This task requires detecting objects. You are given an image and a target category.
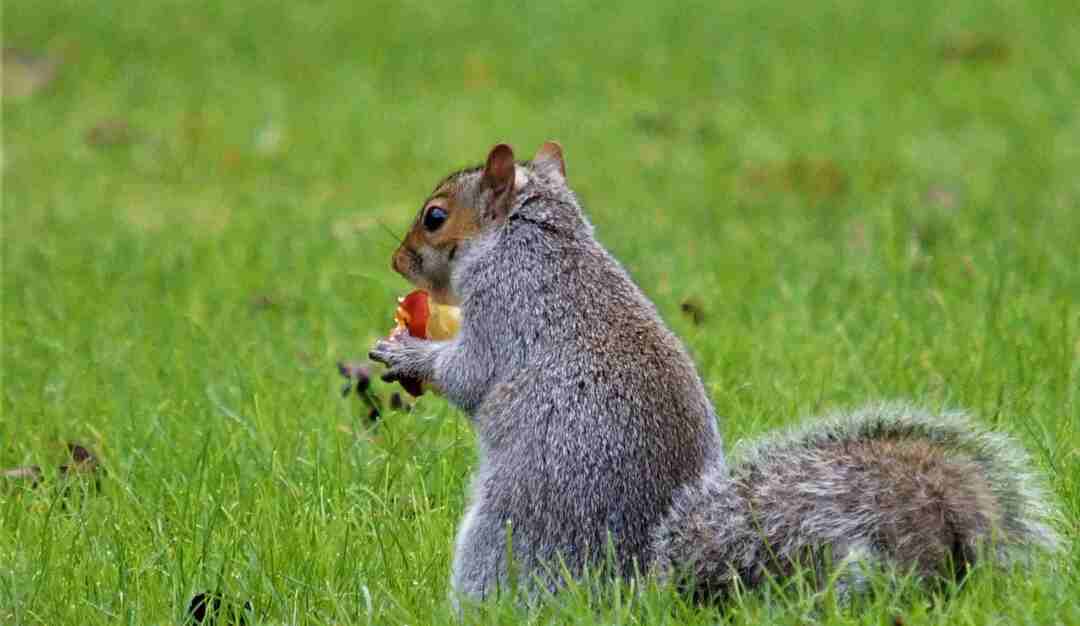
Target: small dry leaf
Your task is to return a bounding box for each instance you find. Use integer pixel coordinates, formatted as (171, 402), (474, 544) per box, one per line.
(68, 443), (95, 465)
(2, 465), (43, 487)
(181, 111), (207, 148)
(2, 47), (59, 101)
(248, 293), (304, 314)
(59, 442), (103, 494)
(337, 359), (384, 421)
(694, 121), (720, 145)
(961, 255), (977, 278)
(633, 112), (676, 137)
(463, 52), (492, 88)
(742, 158), (848, 200)
(847, 220), (871, 255)
(680, 298), (706, 326)
(941, 33), (1010, 64)
(250, 294), (280, 311)
(85, 118), (135, 147)
(924, 185), (960, 210)
(330, 213), (381, 240)
(221, 147), (244, 171)
(337, 360), (371, 396)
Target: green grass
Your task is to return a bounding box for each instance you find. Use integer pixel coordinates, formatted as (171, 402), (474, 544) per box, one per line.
(3, 0), (1079, 623)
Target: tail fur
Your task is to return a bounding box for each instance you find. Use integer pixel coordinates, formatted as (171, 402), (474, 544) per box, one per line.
(651, 402), (1061, 599)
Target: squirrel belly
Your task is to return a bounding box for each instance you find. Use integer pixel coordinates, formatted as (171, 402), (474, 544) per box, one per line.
(651, 402), (1063, 600)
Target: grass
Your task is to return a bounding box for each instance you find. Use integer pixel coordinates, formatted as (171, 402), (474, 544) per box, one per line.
(3, 0), (1079, 623)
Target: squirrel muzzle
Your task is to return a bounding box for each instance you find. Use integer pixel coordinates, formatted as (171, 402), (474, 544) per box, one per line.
(391, 243), (418, 280)
(391, 242), (457, 305)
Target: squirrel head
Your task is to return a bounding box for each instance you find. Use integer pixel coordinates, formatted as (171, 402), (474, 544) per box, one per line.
(391, 141), (567, 304)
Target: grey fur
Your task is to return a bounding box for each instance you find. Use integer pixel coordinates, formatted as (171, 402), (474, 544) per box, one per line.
(370, 146), (1062, 606)
(651, 402), (1062, 600)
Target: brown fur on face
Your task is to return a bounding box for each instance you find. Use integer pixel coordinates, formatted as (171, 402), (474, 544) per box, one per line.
(391, 143), (559, 305)
(391, 171), (484, 305)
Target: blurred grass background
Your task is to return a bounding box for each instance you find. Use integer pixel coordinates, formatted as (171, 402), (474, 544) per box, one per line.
(3, 1), (1079, 624)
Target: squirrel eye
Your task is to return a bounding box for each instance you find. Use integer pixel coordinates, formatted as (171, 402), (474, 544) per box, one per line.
(423, 206), (448, 232)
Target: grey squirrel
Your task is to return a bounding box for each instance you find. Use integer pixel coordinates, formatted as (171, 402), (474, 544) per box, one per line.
(369, 142), (1060, 604)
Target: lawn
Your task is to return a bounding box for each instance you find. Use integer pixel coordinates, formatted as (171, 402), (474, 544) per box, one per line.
(3, 1), (1079, 624)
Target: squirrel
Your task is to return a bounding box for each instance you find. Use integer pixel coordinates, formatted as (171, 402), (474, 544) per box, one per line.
(369, 142), (1061, 605)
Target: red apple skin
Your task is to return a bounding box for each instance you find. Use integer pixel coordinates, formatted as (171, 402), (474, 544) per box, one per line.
(398, 290), (431, 339)
(392, 290), (431, 397)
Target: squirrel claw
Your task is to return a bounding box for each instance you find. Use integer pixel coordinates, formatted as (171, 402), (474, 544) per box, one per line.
(369, 337), (429, 397)
(368, 348), (387, 366)
(381, 371), (425, 397)
(377, 362), (426, 397)
(368, 339), (399, 367)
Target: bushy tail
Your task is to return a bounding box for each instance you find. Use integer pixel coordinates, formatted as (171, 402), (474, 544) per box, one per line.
(651, 402), (1062, 599)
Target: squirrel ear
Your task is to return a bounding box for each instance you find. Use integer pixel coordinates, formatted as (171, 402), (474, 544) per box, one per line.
(483, 143), (516, 221)
(533, 141), (566, 180)
(483, 143), (516, 193)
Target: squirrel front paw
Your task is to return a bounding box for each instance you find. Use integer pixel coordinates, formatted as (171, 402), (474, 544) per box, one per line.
(369, 335), (435, 393)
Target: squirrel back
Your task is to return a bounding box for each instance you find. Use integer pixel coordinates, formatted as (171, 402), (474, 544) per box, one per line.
(651, 402), (1062, 600)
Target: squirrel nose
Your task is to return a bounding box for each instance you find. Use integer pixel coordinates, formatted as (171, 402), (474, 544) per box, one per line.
(391, 248), (404, 275)
(391, 246), (419, 278)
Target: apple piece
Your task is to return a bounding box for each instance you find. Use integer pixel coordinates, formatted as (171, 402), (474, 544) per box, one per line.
(394, 290), (431, 338)
(392, 290), (461, 340)
(388, 290), (461, 397)
(427, 302), (462, 340)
